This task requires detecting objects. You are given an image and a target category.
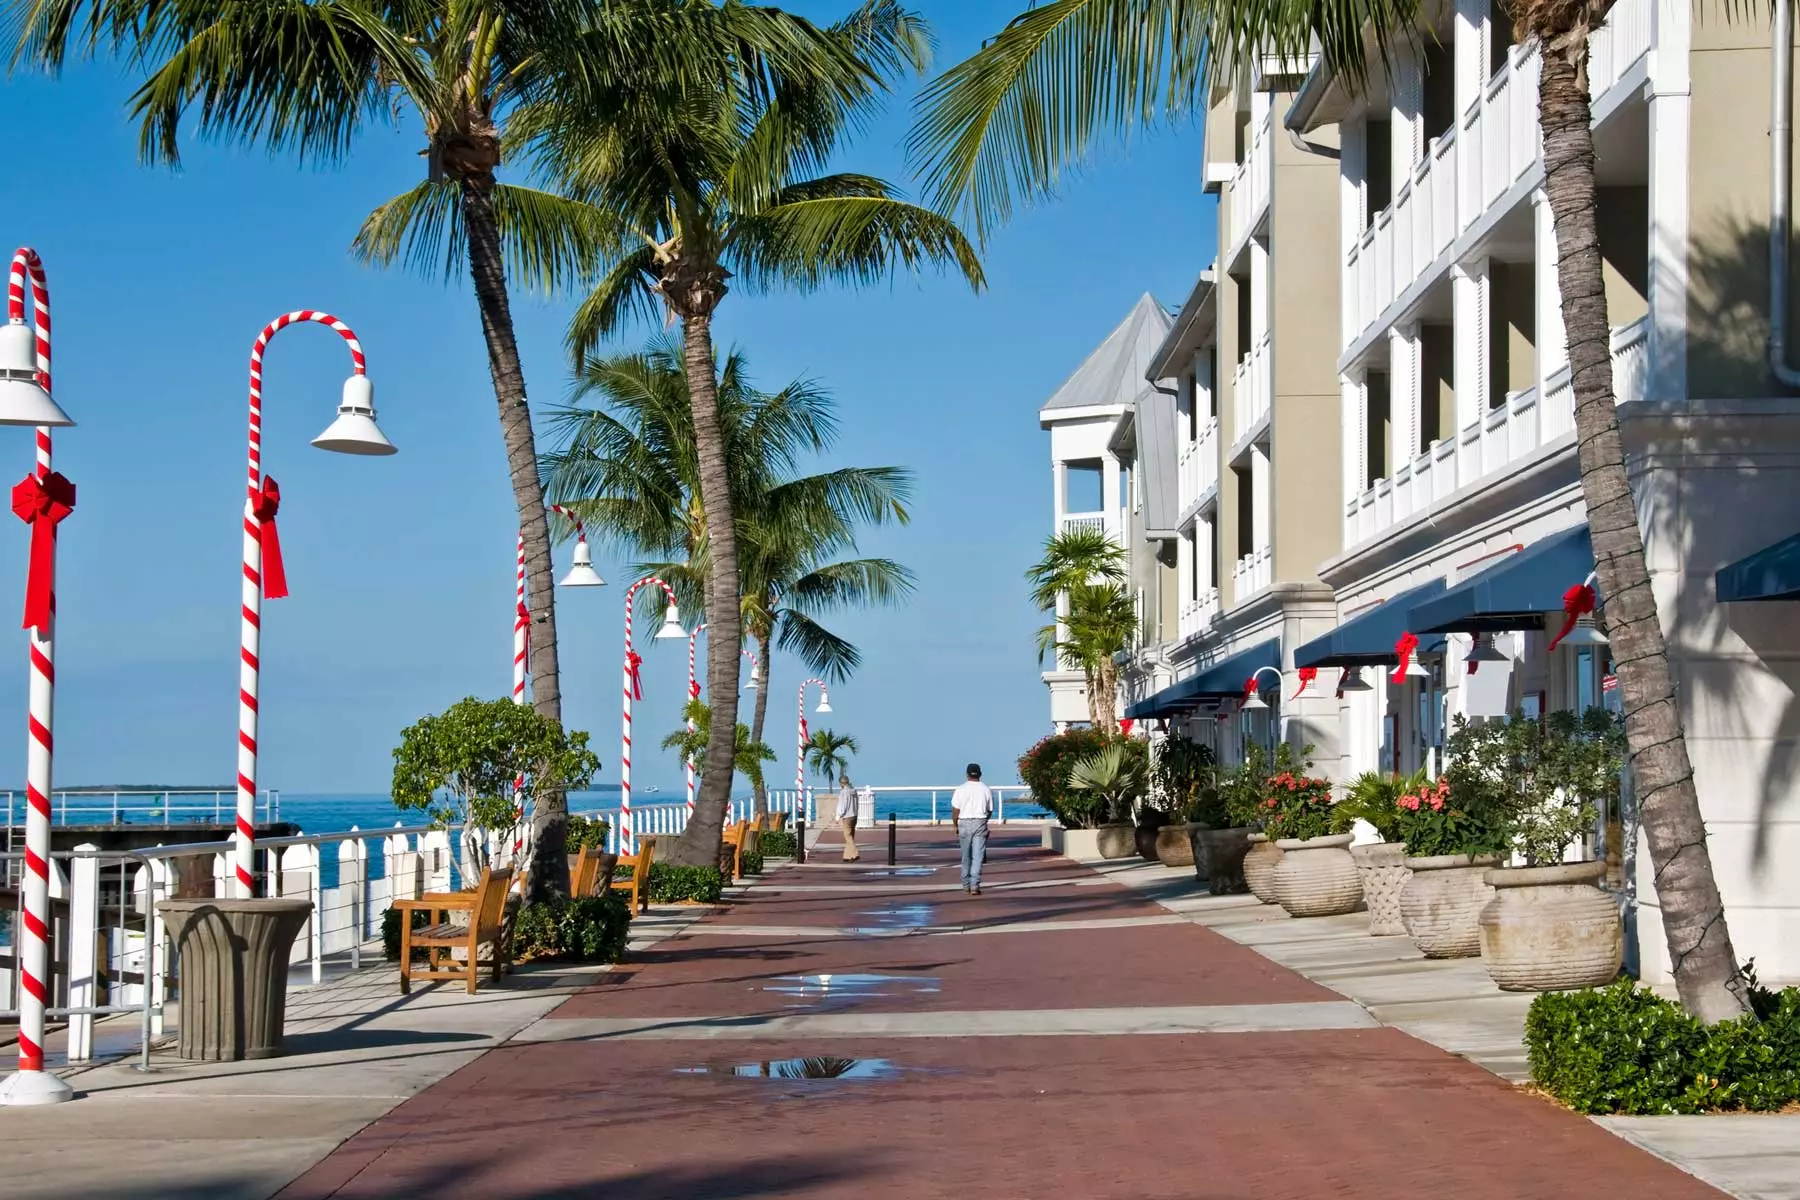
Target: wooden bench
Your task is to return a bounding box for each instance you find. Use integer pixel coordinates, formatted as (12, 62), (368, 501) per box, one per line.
(722, 822), (750, 880)
(609, 837), (656, 914)
(571, 846), (620, 898)
(395, 866), (514, 995)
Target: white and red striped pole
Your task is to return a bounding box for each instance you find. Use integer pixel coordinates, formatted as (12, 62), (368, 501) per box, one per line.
(620, 576), (680, 854)
(508, 531), (529, 867)
(796, 678), (830, 821)
(684, 622), (707, 813)
(0, 248), (73, 1106)
(235, 312), (367, 898)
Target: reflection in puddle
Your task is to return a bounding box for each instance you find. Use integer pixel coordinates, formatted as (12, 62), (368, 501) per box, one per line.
(764, 972), (942, 1006)
(860, 866), (937, 877)
(856, 903), (935, 929)
(676, 1056), (901, 1080)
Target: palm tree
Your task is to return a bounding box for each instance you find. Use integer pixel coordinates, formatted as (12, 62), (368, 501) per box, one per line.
(542, 338), (915, 822)
(911, 1), (1748, 1023)
(662, 697), (777, 795)
(806, 729), (859, 784)
(529, 2), (980, 865)
(1026, 526), (1128, 610)
(1067, 741), (1148, 826)
(1028, 529), (1131, 729)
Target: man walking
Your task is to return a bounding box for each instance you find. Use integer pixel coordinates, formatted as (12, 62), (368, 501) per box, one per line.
(952, 763), (994, 895)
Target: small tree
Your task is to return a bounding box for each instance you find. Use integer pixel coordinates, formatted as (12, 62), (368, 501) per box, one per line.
(663, 699), (777, 795)
(392, 696), (600, 899)
(1066, 742), (1149, 825)
(806, 729), (860, 784)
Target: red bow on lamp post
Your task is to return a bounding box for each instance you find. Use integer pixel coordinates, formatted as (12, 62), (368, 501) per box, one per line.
(1239, 675), (1259, 711)
(1547, 583), (1597, 652)
(625, 649), (644, 701)
(515, 601), (531, 669)
(250, 477), (288, 600)
(1390, 632), (1419, 684)
(1290, 666), (1317, 700)
(1119, 718), (1135, 736)
(689, 678), (701, 701)
(11, 471), (73, 634)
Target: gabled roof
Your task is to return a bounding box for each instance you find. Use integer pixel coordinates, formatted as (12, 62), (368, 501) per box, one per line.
(1039, 294), (1174, 421)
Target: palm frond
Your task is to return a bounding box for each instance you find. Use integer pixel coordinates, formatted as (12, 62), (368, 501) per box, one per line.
(730, 194), (985, 293)
(775, 611), (860, 683)
(568, 245), (663, 367)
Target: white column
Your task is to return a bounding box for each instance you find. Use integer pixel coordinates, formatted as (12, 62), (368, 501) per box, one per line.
(1249, 239), (1271, 343)
(1250, 445), (1271, 553)
(1176, 533), (1193, 611)
(1342, 372), (1365, 503)
(1389, 324), (1421, 468)
(1194, 350), (1214, 421)
(1534, 189), (1569, 386)
(1101, 453), (1122, 537)
(1197, 516), (1215, 591)
(1052, 458), (1067, 529)
(1646, 92), (1689, 403)
(1452, 258), (1491, 429)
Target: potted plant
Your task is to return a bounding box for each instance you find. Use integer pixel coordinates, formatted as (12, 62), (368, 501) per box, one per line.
(1266, 772), (1363, 917)
(1066, 741), (1148, 859)
(1018, 728), (1112, 857)
(1150, 736), (1215, 869)
(1332, 770), (1425, 936)
(1476, 709), (1627, 990)
(1226, 743), (1314, 903)
(1392, 769), (1512, 959)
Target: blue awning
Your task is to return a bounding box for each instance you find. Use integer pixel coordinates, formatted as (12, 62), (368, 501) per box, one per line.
(1716, 532), (1800, 602)
(1409, 526), (1597, 634)
(1295, 579), (1448, 668)
(1123, 639), (1282, 717)
(1123, 687), (1186, 719)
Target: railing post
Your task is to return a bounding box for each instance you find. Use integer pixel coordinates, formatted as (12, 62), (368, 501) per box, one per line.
(308, 843), (324, 987)
(146, 853), (169, 1038)
(67, 845), (100, 1062)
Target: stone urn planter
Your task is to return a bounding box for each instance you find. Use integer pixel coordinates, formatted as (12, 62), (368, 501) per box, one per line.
(1094, 823), (1136, 860)
(1271, 835), (1363, 917)
(1243, 834), (1284, 904)
(157, 898), (313, 1061)
(1155, 823), (1196, 868)
(1350, 842), (1411, 936)
(1399, 854), (1501, 959)
(1134, 813), (1169, 861)
(1477, 861), (1623, 991)
(1192, 826), (1252, 893)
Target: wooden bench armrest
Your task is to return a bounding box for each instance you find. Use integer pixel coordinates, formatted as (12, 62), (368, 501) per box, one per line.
(393, 893), (474, 914)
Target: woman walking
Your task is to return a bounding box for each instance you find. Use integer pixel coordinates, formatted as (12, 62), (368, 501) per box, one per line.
(836, 774), (860, 862)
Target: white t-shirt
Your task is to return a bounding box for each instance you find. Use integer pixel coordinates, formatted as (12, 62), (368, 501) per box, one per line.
(951, 780), (993, 820)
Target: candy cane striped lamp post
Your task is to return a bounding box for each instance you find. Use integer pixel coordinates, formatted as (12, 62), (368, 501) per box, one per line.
(0, 248), (76, 1108)
(233, 312), (395, 900)
(684, 623), (706, 812)
(795, 678), (832, 823)
(620, 577), (685, 854)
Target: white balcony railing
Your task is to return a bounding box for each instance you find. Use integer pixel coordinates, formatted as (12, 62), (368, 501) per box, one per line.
(1233, 335), (1272, 444)
(1178, 417), (1220, 514)
(1232, 545), (1273, 600)
(1343, 317), (1648, 549)
(1179, 587), (1221, 640)
(1227, 111), (1274, 254)
(1062, 512), (1106, 537)
(1342, 0), (1653, 345)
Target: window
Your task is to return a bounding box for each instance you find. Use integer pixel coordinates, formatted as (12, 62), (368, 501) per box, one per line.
(1121, 462), (1134, 512)
(1234, 466), (1254, 560)
(1065, 459), (1103, 512)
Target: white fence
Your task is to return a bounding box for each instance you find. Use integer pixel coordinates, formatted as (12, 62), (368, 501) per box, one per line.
(1232, 335), (1272, 444)
(1180, 588), (1220, 641)
(1232, 545), (1272, 600)
(1178, 418), (1219, 515)
(1226, 110), (1273, 255)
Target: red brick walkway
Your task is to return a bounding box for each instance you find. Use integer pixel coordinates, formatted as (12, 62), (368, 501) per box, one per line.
(280, 827), (1725, 1199)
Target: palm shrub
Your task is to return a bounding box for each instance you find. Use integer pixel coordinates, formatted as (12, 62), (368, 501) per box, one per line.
(1066, 742), (1149, 826)
(1017, 728), (1111, 828)
(1026, 530), (1131, 731)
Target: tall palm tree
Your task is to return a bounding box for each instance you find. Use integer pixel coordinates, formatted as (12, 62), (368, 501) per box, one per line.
(1037, 581), (1137, 731)
(530, 2), (979, 865)
(806, 728), (859, 784)
(1028, 528), (1130, 728)
(6, 0), (860, 901)
(910, 0), (1747, 1022)
(541, 339), (915, 823)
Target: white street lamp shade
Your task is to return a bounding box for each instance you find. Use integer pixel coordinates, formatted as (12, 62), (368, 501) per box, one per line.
(814, 696), (832, 714)
(1402, 657), (1432, 679)
(0, 324), (73, 427)
(1559, 614), (1609, 646)
(1466, 634), (1508, 664)
(654, 604), (686, 640)
(743, 664), (760, 692)
(312, 375), (396, 455)
(559, 539), (606, 588)
(1241, 689), (1268, 711)
(1339, 668), (1372, 692)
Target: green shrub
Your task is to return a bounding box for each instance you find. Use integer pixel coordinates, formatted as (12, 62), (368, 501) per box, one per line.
(649, 862), (724, 904)
(381, 905), (429, 962)
(1019, 728), (1147, 828)
(760, 830), (798, 858)
(511, 894), (632, 963)
(1525, 975), (1800, 1114)
(740, 849), (764, 876)
(567, 814), (611, 852)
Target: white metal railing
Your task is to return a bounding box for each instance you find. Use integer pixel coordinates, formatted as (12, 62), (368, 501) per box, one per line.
(1343, 317), (1649, 548)
(1178, 418), (1219, 515)
(857, 785), (1042, 825)
(1227, 110), (1274, 254)
(1, 788), (280, 828)
(1179, 588), (1220, 640)
(1232, 546), (1272, 600)
(1061, 512), (1106, 537)
(1232, 335), (1272, 443)
(1343, 0), (1653, 344)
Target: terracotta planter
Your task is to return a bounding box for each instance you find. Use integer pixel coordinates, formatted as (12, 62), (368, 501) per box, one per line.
(1094, 823), (1136, 860)
(1478, 861), (1623, 991)
(1155, 823), (1196, 868)
(1399, 854), (1502, 959)
(1271, 834), (1363, 917)
(1193, 826), (1253, 893)
(1350, 842), (1411, 936)
(1243, 834), (1284, 904)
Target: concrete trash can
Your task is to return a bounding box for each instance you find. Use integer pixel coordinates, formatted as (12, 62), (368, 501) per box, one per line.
(157, 898), (313, 1061)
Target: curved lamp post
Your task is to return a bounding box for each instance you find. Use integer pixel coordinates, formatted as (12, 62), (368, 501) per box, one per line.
(684, 622), (706, 812)
(234, 311), (394, 900)
(795, 678), (832, 821)
(620, 576), (684, 854)
(0, 247), (75, 1108)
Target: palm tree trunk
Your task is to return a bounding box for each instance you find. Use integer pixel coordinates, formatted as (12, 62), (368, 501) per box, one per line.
(1538, 48), (1747, 1022)
(669, 311), (742, 866)
(461, 179), (568, 903)
(1084, 666), (1102, 728)
(750, 630), (772, 819)
(1095, 657), (1118, 733)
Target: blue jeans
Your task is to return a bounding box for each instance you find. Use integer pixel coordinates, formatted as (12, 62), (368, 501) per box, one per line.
(958, 818), (989, 889)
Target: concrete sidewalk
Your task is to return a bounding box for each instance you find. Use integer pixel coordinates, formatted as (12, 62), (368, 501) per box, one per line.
(1088, 852), (1800, 1200)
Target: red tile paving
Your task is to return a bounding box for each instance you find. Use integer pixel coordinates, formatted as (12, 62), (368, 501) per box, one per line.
(280, 826), (1728, 1200)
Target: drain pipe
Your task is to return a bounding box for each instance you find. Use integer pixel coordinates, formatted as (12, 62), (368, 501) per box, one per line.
(1770, 0), (1800, 387)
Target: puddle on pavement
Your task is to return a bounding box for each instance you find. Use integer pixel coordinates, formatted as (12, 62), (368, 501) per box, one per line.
(764, 972), (942, 1007)
(676, 1056), (903, 1080)
(859, 866), (937, 877)
(855, 903), (936, 928)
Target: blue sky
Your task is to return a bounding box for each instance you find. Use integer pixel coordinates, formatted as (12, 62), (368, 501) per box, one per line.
(0, 2), (1217, 796)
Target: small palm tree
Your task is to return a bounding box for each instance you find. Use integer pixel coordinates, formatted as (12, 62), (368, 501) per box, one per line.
(911, 0), (1750, 1023)
(1036, 582), (1137, 732)
(663, 699), (776, 793)
(806, 730), (859, 785)
(1026, 527), (1127, 610)
(1067, 742), (1147, 826)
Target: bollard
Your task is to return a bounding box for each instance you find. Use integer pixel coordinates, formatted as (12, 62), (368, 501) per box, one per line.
(796, 816), (806, 865)
(888, 813), (897, 867)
